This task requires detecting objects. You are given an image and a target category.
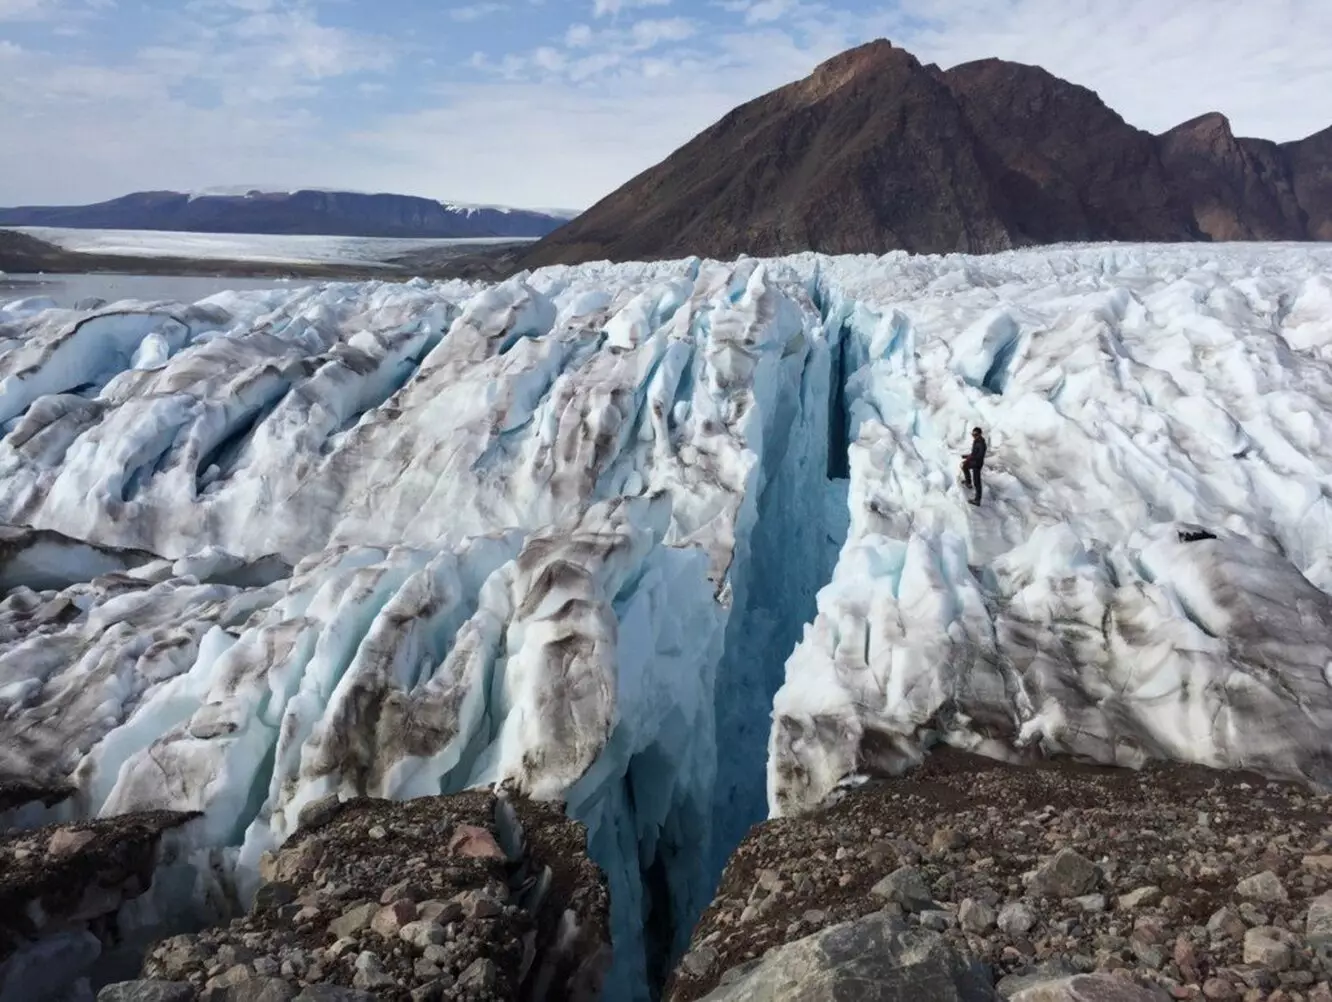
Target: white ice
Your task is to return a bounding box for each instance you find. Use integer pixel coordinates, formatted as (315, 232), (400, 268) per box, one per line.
(2, 243), (1332, 997)
(769, 244), (1332, 815)
(12, 227), (535, 268)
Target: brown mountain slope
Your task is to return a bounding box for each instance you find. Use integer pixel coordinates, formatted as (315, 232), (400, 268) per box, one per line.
(1284, 125), (1332, 240)
(940, 58), (1197, 243)
(1158, 113), (1306, 240)
(524, 39), (1332, 268)
(522, 41), (1015, 269)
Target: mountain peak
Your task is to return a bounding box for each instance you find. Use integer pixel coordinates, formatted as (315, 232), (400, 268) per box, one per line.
(794, 39), (915, 103)
(523, 38), (1332, 267)
(1168, 112), (1234, 139)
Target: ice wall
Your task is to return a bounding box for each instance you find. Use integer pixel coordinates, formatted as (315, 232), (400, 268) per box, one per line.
(769, 245), (1332, 815)
(0, 259), (833, 999)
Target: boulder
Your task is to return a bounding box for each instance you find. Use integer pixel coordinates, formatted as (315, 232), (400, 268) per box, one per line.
(697, 912), (997, 1001)
(1028, 850), (1099, 899)
(1010, 974), (1171, 1001)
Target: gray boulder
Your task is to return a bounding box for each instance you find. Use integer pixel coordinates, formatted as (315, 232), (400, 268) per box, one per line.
(1027, 849), (1099, 899)
(699, 911), (997, 1001)
(1010, 974), (1171, 1001)
(97, 982), (195, 1002)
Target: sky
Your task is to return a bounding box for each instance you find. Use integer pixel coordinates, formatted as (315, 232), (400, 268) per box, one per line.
(2, 0), (1331, 212)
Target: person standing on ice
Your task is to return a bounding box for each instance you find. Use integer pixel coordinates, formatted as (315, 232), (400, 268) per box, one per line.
(960, 427), (987, 506)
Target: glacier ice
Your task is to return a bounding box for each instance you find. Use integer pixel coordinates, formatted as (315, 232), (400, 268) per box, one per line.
(769, 245), (1332, 815)
(2, 244), (1332, 997)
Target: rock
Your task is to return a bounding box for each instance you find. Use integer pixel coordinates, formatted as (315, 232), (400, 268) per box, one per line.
(996, 963), (1083, 999)
(1201, 980), (1238, 1001)
(457, 958), (498, 991)
(370, 900), (417, 938)
(933, 828), (970, 852)
(47, 827), (96, 856)
(224, 979), (297, 1002)
(1173, 936), (1201, 983)
(206, 965), (253, 991)
(148, 937), (210, 981)
(1309, 892), (1332, 942)
(380, 880), (426, 904)
(1074, 895), (1108, 914)
(398, 921), (448, 949)
(1243, 927), (1296, 969)
(1000, 902), (1039, 936)
(1209, 908), (1248, 940)
(870, 866), (937, 913)
(418, 900), (464, 924)
(961, 898), (998, 933)
(1010, 974), (1171, 1001)
(1236, 872), (1288, 904)
(1305, 856), (1332, 877)
(681, 947), (720, 978)
(1119, 887), (1163, 911)
(351, 952), (395, 991)
(1129, 931), (1167, 969)
(328, 902), (378, 940)
(97, 982), (196, 1002)
(252, 882), (297, 914)
(1029, 849), (1100, 899)
(294, 989), (376, 1002)
(694, 912), (996, 1001)
(448, 824), (506, 860)
(295, 794), (342, 830)
(920, 910), (956, 931)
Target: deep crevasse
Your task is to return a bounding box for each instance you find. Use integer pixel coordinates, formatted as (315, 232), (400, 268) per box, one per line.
(4, 245), (1332, 998)
(0, 258), (836, 999)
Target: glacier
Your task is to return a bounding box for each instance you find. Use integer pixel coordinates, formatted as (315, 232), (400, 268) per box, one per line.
(1, 244), (1332, 998)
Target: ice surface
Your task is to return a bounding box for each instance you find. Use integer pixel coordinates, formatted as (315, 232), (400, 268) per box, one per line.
(13, 226), (534, 267)
(769, 244), (1332, 815)
(2, 243), (1332, 996)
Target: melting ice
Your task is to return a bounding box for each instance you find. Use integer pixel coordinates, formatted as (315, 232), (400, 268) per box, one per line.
(2, 245), (1332, 998)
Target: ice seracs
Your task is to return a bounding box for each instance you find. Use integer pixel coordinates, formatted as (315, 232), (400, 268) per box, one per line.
(2, 243), (1332, 998)
(769, 244), (1332, 816)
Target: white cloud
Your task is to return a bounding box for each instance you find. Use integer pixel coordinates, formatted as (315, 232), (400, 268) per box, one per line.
(450, 2), (506, 22)
(887, 0), (1332, 142)
(592, 0), (669, 18)
(0, 0), (54, 20)
(3, 0), (1331, 212)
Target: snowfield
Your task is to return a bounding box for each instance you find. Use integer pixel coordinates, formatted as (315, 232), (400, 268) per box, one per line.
(1, 243), (1331, 997)
(11, 226), (533, 267)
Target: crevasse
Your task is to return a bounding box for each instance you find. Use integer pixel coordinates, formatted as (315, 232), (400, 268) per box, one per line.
(3, 245), (1332, 1000)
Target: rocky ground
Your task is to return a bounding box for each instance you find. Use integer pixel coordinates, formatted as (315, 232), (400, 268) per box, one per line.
(108, 791), (609, 1002)
(666, 749), (1332, 1002)
(0, 809), (200, 1001)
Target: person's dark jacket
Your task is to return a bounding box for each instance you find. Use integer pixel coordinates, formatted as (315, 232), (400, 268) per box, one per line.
(966, 435), (987, 469)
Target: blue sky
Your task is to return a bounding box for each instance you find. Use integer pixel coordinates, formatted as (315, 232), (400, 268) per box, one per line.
(2, 0), (1331, 210)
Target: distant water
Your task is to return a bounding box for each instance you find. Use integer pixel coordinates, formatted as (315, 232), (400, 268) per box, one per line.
(0, 273), (306, 310)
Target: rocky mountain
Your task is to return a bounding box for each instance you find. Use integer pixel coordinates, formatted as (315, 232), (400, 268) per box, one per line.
(0, 189), (574, 240)
(524, 39), (1332, 267)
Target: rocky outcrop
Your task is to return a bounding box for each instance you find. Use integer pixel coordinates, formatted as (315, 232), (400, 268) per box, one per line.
(1285, 127), (1332, 240)
(524, 38), (1332, 268)
(940, 59), (1196, 245)
(692, 911), (997, 1001)
(0, 811), (201, 1002)
(665, 750), (1332, 1002)
(109, 791), (609, 1002)
(1158, 114), (1306, 240)
(0, 191), (571, 240)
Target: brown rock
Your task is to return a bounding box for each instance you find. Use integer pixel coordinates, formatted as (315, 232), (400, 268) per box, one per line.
(369, 900), (416, 938)
(447, 824), (505, 861)
(46, 828), (95, 856)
